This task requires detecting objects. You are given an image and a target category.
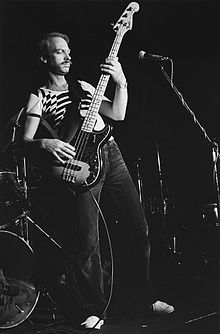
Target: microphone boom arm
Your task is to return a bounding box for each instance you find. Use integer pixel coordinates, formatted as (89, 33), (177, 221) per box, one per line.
(160, 64), (212, 144)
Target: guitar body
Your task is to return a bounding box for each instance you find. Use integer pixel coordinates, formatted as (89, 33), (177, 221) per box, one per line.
(50, 124), (112, 187)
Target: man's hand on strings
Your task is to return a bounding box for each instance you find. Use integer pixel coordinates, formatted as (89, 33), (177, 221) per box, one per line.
(40, 138), (76, 164)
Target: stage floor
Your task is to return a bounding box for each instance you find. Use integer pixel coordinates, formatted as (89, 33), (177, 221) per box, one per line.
(1, 265), (219, 334)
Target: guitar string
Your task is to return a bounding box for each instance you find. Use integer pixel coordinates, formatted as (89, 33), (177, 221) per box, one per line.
(63, 32), (122, 183)
(62, 89), (99, 181)
(63, 78), (107, 182)
(63, 36), (120, 182)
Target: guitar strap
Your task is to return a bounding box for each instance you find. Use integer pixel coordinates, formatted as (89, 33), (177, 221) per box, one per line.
(38, 81), (82, 141)
(40, 118), (60, 139)
(57, 80), (89, 143)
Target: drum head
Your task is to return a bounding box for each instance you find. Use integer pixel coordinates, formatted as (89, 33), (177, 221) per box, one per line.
(0, 231), (39, 329)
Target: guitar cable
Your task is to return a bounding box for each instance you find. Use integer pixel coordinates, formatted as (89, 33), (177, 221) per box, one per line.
(84, 181), (115, 332)
(27, 182), (113, 333)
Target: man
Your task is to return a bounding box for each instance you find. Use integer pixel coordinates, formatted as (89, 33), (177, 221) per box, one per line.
(21, 32), (174, 330)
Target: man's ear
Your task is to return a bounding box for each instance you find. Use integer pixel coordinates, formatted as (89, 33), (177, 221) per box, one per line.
(40, 56), (47, 64)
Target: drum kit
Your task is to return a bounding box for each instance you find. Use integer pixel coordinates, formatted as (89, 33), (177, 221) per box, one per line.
(0, 167), (40, 329)
(0, 111), (63, 329)
(135, 148), (220, 280)
(0, 157), (67, 330)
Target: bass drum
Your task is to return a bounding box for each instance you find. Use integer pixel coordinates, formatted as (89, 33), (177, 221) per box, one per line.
(0, 230), (40, 329)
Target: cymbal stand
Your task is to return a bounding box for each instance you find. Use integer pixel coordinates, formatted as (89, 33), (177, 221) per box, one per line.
(17, 157), (31, 244)
(10, 108), (31, 243)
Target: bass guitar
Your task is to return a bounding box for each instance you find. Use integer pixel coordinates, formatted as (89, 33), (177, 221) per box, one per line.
(51, 2), (139, 187)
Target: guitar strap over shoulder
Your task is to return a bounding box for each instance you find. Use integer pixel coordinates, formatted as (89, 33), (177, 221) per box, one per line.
(37, 83), (80, 141)
(37, 80), (93, 141)
(36, 88), (59, 139)
(40, 118), (60, 140)
(56, 80), (85, 143)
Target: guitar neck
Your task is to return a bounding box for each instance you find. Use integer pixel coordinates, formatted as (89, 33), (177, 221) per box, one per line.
(80, 1), (139, 133)
(81, 33), (123, 133)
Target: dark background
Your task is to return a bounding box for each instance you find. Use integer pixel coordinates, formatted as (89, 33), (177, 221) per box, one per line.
(0, 0), (220, 258)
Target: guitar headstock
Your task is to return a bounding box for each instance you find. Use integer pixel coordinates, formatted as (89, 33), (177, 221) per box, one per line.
(113, 2), (140, 36)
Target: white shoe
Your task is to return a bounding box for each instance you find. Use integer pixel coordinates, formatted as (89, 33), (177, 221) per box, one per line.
(152, 300), (174, 314)
(81, 316), (104, 329)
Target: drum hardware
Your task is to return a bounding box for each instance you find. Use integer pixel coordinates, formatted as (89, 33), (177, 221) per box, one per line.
(146, 196), (175, 216)
(135, 149), (182, 274)
(135, 157), (146, 212)
(211, 142), (220, 227)
(0, 171), (29, 231)
(38, 287), (58, 321)
(154, 143), (183, 267)
(0, 230), (40, 329)
(0, 210), (65, 329)
(0, 110), (67, 329)
(24, 214), (63, 251)
(165, 232), (183, 267)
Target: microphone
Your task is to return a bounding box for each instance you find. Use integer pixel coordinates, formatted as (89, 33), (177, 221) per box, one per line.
(138, 50), (170, 61)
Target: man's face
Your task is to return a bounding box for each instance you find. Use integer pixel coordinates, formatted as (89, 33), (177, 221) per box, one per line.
(45, 36), (72, 75)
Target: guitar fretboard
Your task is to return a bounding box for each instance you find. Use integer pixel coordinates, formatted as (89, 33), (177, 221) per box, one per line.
(79, 1), (139, 133)
(81, 33), (124, 133)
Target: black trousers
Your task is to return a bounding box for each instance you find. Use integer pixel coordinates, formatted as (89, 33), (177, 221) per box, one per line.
(32, 139), (157, 321)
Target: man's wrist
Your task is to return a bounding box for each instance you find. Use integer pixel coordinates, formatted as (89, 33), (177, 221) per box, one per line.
(116, 81), (128, 89)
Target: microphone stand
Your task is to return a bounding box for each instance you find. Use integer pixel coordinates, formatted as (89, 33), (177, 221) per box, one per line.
(159, 60), (220, 227)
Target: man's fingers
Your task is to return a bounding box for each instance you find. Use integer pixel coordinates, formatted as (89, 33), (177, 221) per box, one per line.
(63, 143), (76, 155)
(53, 151), (66, 164)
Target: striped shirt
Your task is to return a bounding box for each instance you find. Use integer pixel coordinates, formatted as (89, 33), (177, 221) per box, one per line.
(26, 80), (108, 134)
(38, 88), (73, 130)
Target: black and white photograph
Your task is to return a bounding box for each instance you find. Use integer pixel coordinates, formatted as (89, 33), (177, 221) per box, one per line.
(0, 0), (219, 333)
